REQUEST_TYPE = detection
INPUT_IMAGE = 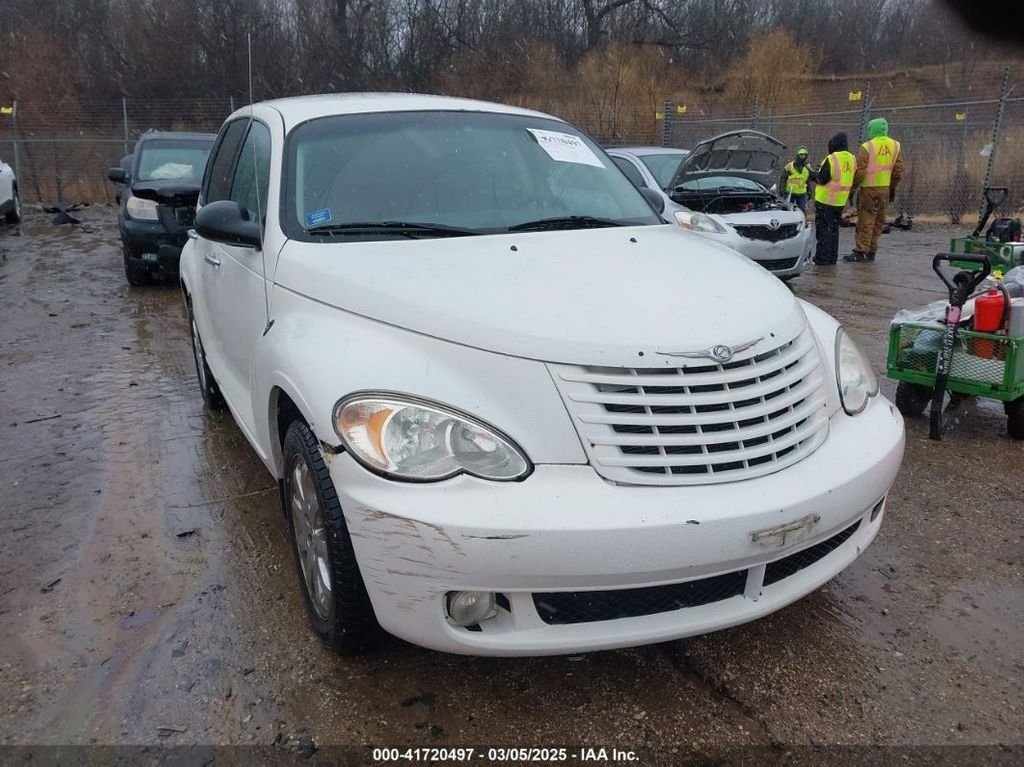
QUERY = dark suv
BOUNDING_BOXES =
[108,131,215,285]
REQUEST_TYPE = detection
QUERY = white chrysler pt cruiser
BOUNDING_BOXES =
[180,94,904,656]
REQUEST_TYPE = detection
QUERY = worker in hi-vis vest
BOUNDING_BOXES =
[846,117,904,262]
[812,132,856,266]
[779,146,813,212]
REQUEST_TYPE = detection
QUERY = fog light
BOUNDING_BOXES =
[447,591,497,627]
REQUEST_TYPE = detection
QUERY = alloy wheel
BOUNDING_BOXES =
[289,455,333,620]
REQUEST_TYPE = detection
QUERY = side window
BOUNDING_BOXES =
[612,156,647,190]
[229,122,272,218]
[202,120,248,204]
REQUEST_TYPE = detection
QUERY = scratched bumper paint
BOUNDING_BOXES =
[327,397,904,656]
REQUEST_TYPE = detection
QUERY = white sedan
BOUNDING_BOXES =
[609,133,815,280]
[181,94,904,656]
[0,157,20,224]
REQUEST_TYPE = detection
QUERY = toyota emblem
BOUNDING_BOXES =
[767,218,781,230]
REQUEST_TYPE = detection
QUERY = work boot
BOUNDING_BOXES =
[866,251,876,261]
[842,251,867,262]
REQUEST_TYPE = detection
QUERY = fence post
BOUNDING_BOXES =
[980,66,1012,224]
[661,99,672,148]
[230,96,235,114]
[858,89,872,144]
[11,100,21,190]
[122,97,129,157]
[751,92,760,130]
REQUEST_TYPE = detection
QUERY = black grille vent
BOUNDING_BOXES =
[756,256,799,271]
[763,520,861,586]
[734,223,801,242]
[533,570,747,625]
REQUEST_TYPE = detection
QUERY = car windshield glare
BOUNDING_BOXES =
[136,141,212,183]
[285,111,661,240]
[638,153,686,190]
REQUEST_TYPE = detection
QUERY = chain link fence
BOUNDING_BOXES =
[656,70,1024,226]
[3,69,1023,226]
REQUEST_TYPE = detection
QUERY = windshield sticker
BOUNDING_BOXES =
[305,208,332,228]
[527,129,605,168]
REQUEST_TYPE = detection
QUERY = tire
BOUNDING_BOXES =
[123,245,150,286]
[282,420,380,654]
[187,301,224,410]
[4,187,21,224]
[895,381,931,417]
[1006,397,1024,440]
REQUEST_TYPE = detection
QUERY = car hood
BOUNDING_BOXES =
[131,180,201,205]
[273,225,806,367]
[669,130,785,190]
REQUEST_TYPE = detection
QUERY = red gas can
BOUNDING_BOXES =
[974,289,1006,332]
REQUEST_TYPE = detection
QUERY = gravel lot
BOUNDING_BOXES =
[0,208,1021,758]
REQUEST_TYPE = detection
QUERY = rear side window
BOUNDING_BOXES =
[230,122,272,218]
[612,156,647,190]
[203,120,248,204]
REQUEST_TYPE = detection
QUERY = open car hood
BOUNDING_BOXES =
[131,181,201,206]
[668,130,785,191]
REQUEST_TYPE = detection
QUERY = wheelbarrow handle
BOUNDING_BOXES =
[932,252,990,306]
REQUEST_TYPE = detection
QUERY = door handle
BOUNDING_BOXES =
[204,253,222,269]
[187,229,198,240]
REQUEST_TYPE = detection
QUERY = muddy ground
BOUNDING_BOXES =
[0,208,1022,756]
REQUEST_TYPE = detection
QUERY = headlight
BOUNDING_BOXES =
[333,394,531,481]
[674,211,726,234]
[126,195,159,221]
[835,328,879,415]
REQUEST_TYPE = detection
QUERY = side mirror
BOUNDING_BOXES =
[107,167,127,184]
[640,187,665,215]
[195,200,261,248]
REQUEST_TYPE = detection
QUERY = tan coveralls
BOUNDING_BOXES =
[852,140,905,254]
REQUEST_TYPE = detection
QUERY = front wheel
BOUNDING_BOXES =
[4,187,21,224]
[895,381,932,417]
[1006,397,1024,440]
[187,301,224,410]
[282,420,380,654]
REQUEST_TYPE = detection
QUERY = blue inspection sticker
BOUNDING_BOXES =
[305,208,332,228]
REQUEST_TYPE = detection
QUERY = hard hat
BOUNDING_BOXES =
[796,146,808,156]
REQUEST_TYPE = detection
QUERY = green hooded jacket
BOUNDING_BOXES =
[867,118,888,139]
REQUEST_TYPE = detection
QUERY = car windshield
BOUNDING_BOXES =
[135,140,212,183]
[637,153,687,190]
[284,111,661,239]
[678,175,765,193]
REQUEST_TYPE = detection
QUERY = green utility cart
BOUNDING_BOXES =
[887,321,1024,438]
[948,236,1024,274]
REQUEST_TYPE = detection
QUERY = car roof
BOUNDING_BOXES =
[137,131,217,143]
[609,146,690,156]
[245,93,557,132]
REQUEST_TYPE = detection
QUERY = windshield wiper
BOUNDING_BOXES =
[508,215,626,232]
[305,220,482,237]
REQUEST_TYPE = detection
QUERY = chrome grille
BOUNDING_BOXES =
[550,328,830,486]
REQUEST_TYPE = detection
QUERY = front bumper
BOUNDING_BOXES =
[711,225,814,279]
[119,211,191,274]
[328,396,904,656]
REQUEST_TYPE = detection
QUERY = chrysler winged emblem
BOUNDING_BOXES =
[656,336,763,363]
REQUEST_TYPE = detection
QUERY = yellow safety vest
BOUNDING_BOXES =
[861,136,900,187]
[784,161,810,195]
[814,150,856,207]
